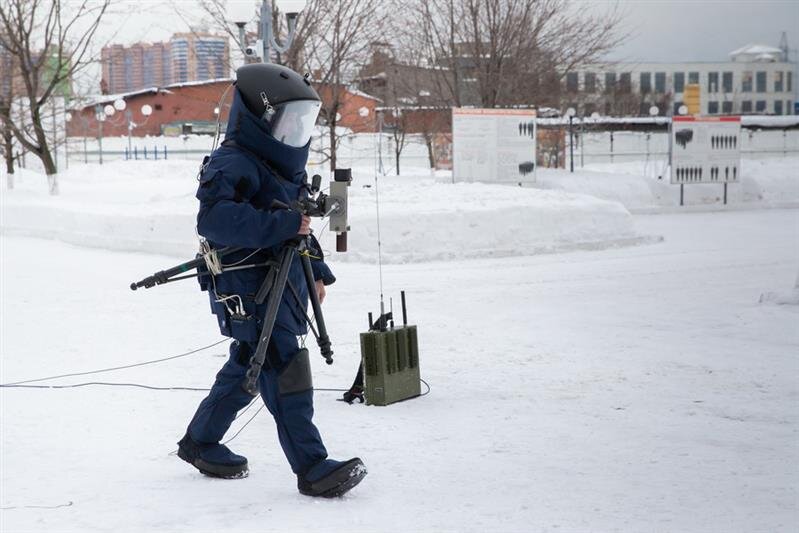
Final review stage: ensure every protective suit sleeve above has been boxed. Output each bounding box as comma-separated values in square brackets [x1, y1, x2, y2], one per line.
[196, 169, 302, 249]
[308, 234, 336, 285]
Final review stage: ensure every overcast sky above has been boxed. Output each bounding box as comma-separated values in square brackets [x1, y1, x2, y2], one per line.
[600, 0, 799, 62]
[98, 0, 799, 64]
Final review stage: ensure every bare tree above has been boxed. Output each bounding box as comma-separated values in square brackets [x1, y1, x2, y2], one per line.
[399, 0, 624, 109]
[0, 39, 16, 187]
[0, 0, 109, 194]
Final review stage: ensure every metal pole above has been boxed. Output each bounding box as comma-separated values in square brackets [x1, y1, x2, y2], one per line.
[723, 182, 727, 205]
[680, 183, 684, 206]
[610, 131, 614, 163]
[126, 109, 132, 155]
[569, 115, 574, 173]
[579, 119, 584, 168]
[261, 0, 272, 63]
[52, 99, 58, 172]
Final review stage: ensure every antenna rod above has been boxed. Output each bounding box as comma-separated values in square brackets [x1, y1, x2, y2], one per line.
[374, 111, 385, 318]
[401, 290, 407, 326]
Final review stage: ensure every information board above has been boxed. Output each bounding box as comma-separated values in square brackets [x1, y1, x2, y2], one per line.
[452, 108, 537, 183]
[671, 116, 741, 185]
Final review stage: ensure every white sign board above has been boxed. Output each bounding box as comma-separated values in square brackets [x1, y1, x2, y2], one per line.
[671, 116, 741, 184]
[452, 108, 537, 183]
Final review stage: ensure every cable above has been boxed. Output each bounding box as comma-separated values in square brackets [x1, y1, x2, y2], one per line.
[0, 339, 229, 386]
[0, 382, 210, 391]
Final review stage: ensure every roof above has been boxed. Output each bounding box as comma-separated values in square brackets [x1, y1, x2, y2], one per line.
[729, 44, 782, 57]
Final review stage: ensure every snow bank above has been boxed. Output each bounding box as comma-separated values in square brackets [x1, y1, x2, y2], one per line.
[0, 160, 644, 262]
[536, 157, 799, 211]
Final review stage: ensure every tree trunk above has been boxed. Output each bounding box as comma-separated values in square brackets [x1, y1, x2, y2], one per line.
[328, 121, 337, 171]
[395, 143, 400, 176]
[31, 112, 59, 194]
[3, 126, 13, 189]
[424, 133, 436, 170]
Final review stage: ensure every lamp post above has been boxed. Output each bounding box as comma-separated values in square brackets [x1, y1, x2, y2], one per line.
[566, 107, 576, 173]
[231, 1, 306, 63]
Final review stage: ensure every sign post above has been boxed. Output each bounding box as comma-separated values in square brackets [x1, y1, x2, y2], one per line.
[452, 108, 537, 185]
[670, 116, 742, 206]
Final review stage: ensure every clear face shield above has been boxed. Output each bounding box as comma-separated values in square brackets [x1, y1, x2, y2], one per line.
[263, 99, 321, 148]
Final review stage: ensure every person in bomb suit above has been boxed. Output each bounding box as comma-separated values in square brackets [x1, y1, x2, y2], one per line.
[177, 63, 366, 498]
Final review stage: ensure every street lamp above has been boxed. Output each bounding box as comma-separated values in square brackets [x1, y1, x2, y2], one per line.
[233, 1, 307, 63]
[566, 106, 576, 173]
[678, 105, 688, 116]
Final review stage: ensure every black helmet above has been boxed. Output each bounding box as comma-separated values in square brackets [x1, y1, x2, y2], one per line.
[235, 63, 321, 147]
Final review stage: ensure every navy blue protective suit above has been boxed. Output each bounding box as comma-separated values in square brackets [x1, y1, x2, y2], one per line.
[185, 87, 335, 475]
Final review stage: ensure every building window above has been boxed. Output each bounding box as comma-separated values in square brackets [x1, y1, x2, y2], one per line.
[775, 71, 784, 92]
[755, 100, 766, 112]
[688, 71, 699, 84]
[742, 100, 752, 113]
[604, 72, 616, 93]
[708, 72, 719, 93]
[566, 72, 578, 92]
[789, 100, 794, 113]
[674, 72, 685, 93]
[655, 72, 666, 93]
[788, 72, 793, 92]
[584, 72, 596, 93]
[619, 72, 631, 93]
[756, 71, 766, 92]
[154, 104, 162, 111]
[708, 101, 719, 114]
[774, 100, 783, 115]
[640, 72, 651, 93]
[742, 71, 753, 92]
[722, 101, 733, 114]
[722, 72, 733, 93]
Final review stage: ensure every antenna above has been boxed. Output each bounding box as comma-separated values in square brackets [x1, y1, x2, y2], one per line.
[374, 110, 386, 319]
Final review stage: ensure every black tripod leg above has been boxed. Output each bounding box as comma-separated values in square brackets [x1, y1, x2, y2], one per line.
[242, 246, 295, 396]
[300, 253, 333, 364]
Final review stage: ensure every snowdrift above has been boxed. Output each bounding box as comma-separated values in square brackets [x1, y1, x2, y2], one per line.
[0, 160, 645, 262]
[536, 157, 799, 211]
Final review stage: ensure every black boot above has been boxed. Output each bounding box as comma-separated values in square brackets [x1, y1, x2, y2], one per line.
[297, 458, 367, 497]
[177, 433, 249, 479]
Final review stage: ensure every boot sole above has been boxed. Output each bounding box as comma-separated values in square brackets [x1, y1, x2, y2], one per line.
[299, 458, 367, 498]
[177, 447, 249, 479]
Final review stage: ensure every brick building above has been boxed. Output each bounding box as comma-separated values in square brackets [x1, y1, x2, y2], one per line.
[67, 79, 380, 138]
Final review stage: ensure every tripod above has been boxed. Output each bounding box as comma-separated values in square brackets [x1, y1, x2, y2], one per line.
[130, 234, 335, 396]
[243, 235, 333, 396]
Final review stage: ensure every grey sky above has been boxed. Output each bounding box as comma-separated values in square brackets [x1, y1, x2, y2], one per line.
[603, 0, 799, 62]
[99, 0, 799, 64]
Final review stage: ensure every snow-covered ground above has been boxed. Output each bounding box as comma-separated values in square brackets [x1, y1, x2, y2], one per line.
[0, 160, 647, 262]
[1, 206, 798, 532]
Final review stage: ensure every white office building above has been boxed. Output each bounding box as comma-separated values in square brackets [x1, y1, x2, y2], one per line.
[564, 44, 797, 116]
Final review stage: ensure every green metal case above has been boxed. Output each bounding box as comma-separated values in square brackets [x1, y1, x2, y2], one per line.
[359, 325, 420, 406]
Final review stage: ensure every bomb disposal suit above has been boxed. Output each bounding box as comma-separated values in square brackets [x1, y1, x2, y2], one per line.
[177, 64, 366, 498]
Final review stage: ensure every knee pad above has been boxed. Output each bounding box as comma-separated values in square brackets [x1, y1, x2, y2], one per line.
[278, 349, 313, 395]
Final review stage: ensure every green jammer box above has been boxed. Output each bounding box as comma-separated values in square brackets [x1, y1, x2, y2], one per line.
[359, 325, 421, 406]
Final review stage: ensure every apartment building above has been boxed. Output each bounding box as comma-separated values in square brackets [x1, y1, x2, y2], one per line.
[101, 32, 230, 94]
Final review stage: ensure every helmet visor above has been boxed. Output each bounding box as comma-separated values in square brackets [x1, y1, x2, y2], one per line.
[264, 99, 321, 148]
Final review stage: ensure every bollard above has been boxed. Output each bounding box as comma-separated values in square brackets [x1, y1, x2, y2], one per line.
[164, 145, 168, 160]
[154, 146, 158, 160]
[144, 146, 148, 159]
[134, 146, 138, 160]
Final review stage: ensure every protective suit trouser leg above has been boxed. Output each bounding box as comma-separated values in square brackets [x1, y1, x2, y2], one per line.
[255, 327, 328, 474]
[186, 327, 328, 474]
[186, 340, 254, 444]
